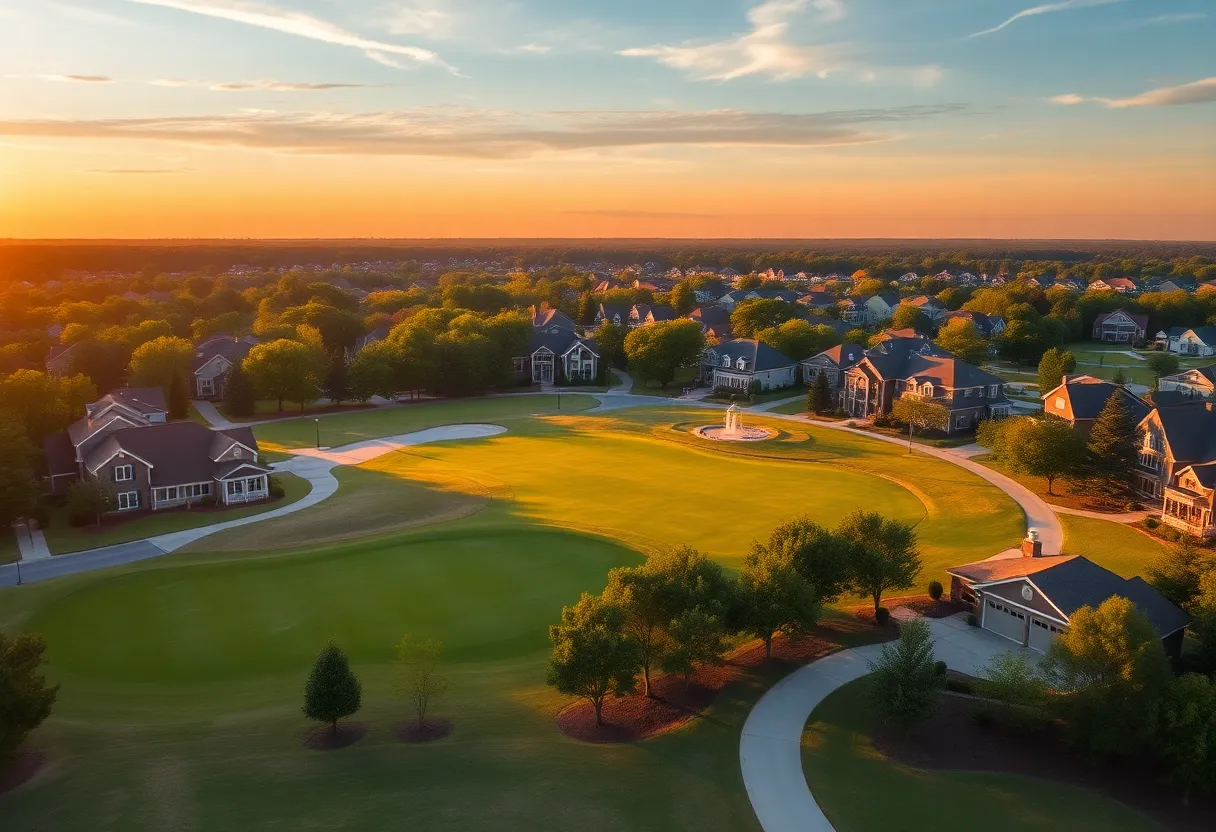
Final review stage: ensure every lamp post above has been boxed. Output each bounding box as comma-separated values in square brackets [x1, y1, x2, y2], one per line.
[314, 418, 320, 449]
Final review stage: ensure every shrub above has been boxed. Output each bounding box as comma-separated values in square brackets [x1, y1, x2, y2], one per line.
[946, 677, 974, 695]
[970, 704, 996, 728]
[268, 475, 286, 499]
[1126, 501, 1142, 512]
[965, 613, 978, 627]
[1143, 517, 1160, 530]
[927, 580, 944, 601]
[748, 380, 763, 396]
[874, 606, 891, 625]
[933, 660, 947, 676]
[833, 407, 846, 418]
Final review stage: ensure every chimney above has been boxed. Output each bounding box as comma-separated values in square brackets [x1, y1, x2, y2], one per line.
[1022, 529, 1043, 559]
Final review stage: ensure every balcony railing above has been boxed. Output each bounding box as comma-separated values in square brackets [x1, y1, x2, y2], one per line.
[900, 391, 948, 403]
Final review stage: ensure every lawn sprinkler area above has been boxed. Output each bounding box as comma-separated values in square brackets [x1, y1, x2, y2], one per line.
[695, 405, 776, 442]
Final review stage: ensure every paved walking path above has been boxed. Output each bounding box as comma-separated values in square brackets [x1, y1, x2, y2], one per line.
[13, 523, 51, 561]
[0, 424, 507, 587]
[748, 394, 804, 413]
[740, 616, 1026, 832]
[606, 369, 634, 394]
[1052, 504, 1151, 524]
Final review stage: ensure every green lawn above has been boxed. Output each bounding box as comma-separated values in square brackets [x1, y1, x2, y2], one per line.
[768, 400, 808, 415]
[40, 473, 311, 555]
[1, 401, 1032, 830]
[1060, 514, 1169, 578]
[627, 366, 699, 397]
[802, 678, 1158, 832]
[254, 394, 599, 457]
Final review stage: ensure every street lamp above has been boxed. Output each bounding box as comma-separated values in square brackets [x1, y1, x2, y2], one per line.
[315, 418, 321, 449]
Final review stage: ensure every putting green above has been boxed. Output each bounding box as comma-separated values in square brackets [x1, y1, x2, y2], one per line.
[24, 526, 641, 685]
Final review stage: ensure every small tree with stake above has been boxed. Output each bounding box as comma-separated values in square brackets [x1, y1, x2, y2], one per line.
[394, 634, 449, 730]
[891, 397, 950, 452]
[303, 641, 362, 733]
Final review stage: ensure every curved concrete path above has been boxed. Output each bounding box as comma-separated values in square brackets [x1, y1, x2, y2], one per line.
[0, 424, 506, 587]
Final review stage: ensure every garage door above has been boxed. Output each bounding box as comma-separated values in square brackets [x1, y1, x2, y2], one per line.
[1029, 618, 1063, 653]
[983, 599, 1027, 645]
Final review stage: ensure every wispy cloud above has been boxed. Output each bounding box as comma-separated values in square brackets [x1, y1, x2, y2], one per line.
[619, 0, 842, 82]
[382, 0, 454, 37]
[151, 79, 384, 91]
[1128, 12, 1206, 26]
[0, 104, 965, 159]
[1051, 77, 1216, 108]
[47, 2, 136, 27]
[37, 74, 114, 83]
[969, 0, 1126, 38]
[123, 0, 455, 72]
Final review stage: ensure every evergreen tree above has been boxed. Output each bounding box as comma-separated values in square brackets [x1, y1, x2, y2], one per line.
[303, 642, 362, 731]
[577, 291, 597, 325]
[167, 370, 190, 421]
[0, 632, 59, 762]
[0, 417, 37, 530]
[323, 351, 351, 405]
[807, 371, 833, 414]
[867, 619, 942, 732]
[223, 359, 256, 418]
[1069, 390, 1139, 503]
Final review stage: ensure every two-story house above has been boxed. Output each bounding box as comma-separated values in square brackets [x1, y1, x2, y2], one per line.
[800, 343, 866, 406]
[594, 303, 631, 328]
[193, 334, 260, 399]
[628, 304, 677, 328]
[902, 295, 947, 322]
[1041, 375, 1151, 436]
[1159, 365, 1216, 400]
[514, 307, 600, 385]
[1172, 327, 1216, 358]
[1092, 309, 1149, 346]
[841, 334, 1011, 433]
[939, 310, 1006, 339]
[1133, 400, 1216, 512]
[43, 389, 274, 512]
[700, 339, 797, 392]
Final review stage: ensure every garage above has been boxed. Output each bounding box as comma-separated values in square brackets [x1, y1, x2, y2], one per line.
[982, 599, 1027, 645]
[1029, 617, 1064, 653]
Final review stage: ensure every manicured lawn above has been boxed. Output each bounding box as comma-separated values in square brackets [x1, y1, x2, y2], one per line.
[627, 366, 699, 397]
[254, 394, 598, 457]
[802, 678, 1158, 832]
[768, 400, 808, 415]
[1060, 515, 1169, 578]
[40, 472, 311, 555]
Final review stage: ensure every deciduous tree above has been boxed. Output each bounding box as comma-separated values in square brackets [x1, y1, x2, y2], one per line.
[303, 642, 362, 731]
[985, 416, 1086, 494]
[244, 338, 323, 411]
[736, 545, 820, 659]
[128, 335, 194, 390]
[729, 299, 800, 338]
[222, 359, 256, 418]
[1154, 673, 1216, 799]
[394, 635, 449, 729]
[1037, 347, 1077, 394]
[1146, 351, 1180, 386]
[547, 593, 641, 726]
[660, 606, 727, 689]
[890, 398, 949, 450]
[323, 351, 351, 405]
[66, 480, 113, 527]
[624, 319, 704, 390]
[0, 417, 37, 529]
[755, 320, 840, 362]
[837, 511, 922, 614]
[935, 318, 988, 365]
[757, 516, 852, 604]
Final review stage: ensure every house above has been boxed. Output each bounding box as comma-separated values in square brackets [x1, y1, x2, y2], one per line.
[1154, 326, 1185, 352]
[1041, 374, 1151, 436]
[1135, 402, 1216, 536]
[1092, 309, 1149, 346]
[940, 310, 1006, 338]
[627, 304, 676, 327]
[700, 339, 797, 392]
[530, 304, 577, 332]
[898, 272, 921, 284]
[594, 303, 631, 328]
[841, 335, 1011, 433]
[1159, 365, 1216, 400]
[947, 532, 1189, 657]
[688, 305, 732, 337]
[903, 295, 947, 321]
[193, 336, 257, 399]
[837, 296, 867, 323]
[800, 343, 866, 405]
[43, 392, 273, 511]
[592, 278, 627, 293]
[718, 290, 750, 309]
[1053, 277, 1084, 292]
[1152, 279, 1196, 294]
[863, 293, 900, 325]
[1089, 277, 1141, 294]
[513, 312, 600, 385]
[796, 291, 839, 312]
[1172, 327, 1216, 358]
[351, 325, 390, 354]
[45, 343, 77, 377]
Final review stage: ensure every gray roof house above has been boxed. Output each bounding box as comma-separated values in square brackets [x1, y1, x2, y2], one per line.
[193, 336, 259, 399]
[514, 312, 601, 385]
[1041, 374, 1152, 436]
[801, 343, 866, 402]
[1159, 365, 1216, 400]
[701, 339, 797, 392]
[1172, 327, 1216, 358]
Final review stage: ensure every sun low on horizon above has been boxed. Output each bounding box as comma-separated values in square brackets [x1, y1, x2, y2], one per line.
[1, 0, 1214, 240]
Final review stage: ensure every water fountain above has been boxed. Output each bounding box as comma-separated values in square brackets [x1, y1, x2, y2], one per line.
[695, 404, 775, 442]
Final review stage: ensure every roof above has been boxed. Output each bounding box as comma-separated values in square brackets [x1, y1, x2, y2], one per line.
[1183, 326, 1216, 346]
[530, 305, 576, 331]
[856, 335, 996, 388]
[905, 295, 944, 309]
[1153, 401, 1216, 465]
[949, 555, 1190, 637]
[193, 338, 254, 373]
[688, 305, 731, 326]
[1183, 461, 1216, 489]
[645, 305, 677, 322]
[805, 343, 866, 370]
[1052, 376, 1151, 423]
[1094, 309, 1149, 330]
[83, 422, 264, 486]
[708, 339, 796, 372]
[87, 387, 167, 417]
[1162, 365, 1216, 387]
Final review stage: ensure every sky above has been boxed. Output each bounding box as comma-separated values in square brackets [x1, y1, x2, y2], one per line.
[0, 0, 1213, 240]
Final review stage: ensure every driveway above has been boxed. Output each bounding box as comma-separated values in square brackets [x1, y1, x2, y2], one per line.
[740, 615, 1025, 832]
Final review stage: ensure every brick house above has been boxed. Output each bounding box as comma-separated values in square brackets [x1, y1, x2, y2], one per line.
[1041, 375, 1151, 436]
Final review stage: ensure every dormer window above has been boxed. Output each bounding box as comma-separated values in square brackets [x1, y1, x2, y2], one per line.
[722, 355, 731, 368]
[736, 357, 748, 370]
[989, 384, 1000, 398]
[923, 383, 934, 397]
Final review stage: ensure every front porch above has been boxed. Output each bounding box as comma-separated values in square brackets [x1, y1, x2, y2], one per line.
[1161, 489, 1216, 540]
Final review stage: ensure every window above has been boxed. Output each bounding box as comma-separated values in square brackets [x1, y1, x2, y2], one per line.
[963, 388, 972, 398]
[117, 491, 140, 510]
[247, 476, 264, 492]
[227, 480, 244, 496]
[512, 357, 526, 373]
[722, 355, 731, 367]
[200, 378, 214, 394]
[990, 384, 1000, 398]
[114, 464, 134, 482]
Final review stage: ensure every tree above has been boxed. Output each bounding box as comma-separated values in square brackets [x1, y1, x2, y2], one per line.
[244, 338, 323, 411]
[996, 416, 1087, 495]
[1068, 390, 1139, 503]
[736, 545, 820, 659]
[837, 511, 922, 614]
[223, 359, 256, 418]
[0, 417, 37, 529]
[729, 299, 800, 338]
[323, 351, 351, 405]
[394, 635, 449, 729]
[593, 321, 628, 369]
[661, 607, 727, 689]
[867, 619, 942, 732]
[758, 516, 852, 604]
[167, 370, 190, 420]
[1146, 351, 1180, 386]
[66, 480, 113, 526]
[807, 371, 833, 414]
[0, 632, 59, 762]
[624, 319, 704, 389]
[977, 650, 1047, 707]
[349, 345, 397, 402]
[1041, 597, 1171, 756]
[547, 593, 641, 726]
[1148, 541, 1212, 610]
[756, 320, 840, 362]
[303, 642, 362, 731]
[670, 281, 696, 315]
[1037, 347, 1077, 394]
[0, 370, 97, 442]
[890, 398, 949, 450]
[891, 304, 930, 334]
[935, 318, 988, 365]
[1154, 673, 1216, 799]
[128, 335, 194, 390]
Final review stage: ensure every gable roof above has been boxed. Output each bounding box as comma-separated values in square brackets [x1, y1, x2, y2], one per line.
[1181, 326, 1216, 346]
[804, 343, 866, 370]
[530, 304, 576, 331]
[1152, 401, 1216, 465]
[1161, 365, 1216, 388]
[83, 422, 264, 486]
[1047, 375, 1152, 423]
[86, 387, 167, 419]
[688, 305, 731, 327]
[708, 339, 796, 372]
[1094, 309, 1149, 330]
[193, 338, 254, 373]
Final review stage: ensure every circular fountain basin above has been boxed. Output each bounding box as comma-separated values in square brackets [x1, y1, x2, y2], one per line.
[695, 425, 776, 442]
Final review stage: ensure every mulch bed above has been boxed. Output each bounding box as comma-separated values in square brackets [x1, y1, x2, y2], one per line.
[846, 595, 962, 626]
[557, 617, 899, 744]
[873, 694, 1215, 831]
[0, 748, 46, 797]
[395, 718, 454, 744]
[302, 722, 367, 751]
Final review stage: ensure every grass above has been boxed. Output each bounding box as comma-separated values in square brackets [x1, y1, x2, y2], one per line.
[0, 528, 18, 564]
[802, 678, 1158, 831]
[768, 400, 808, 415]
[40, 473, 311, 555]
[627, 366, 699, 397]
[253, 394, 598, 458]
[218, 399, 378, 421]
[1, 401, 1032, 830]
[1060, 515, 1169, 578]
